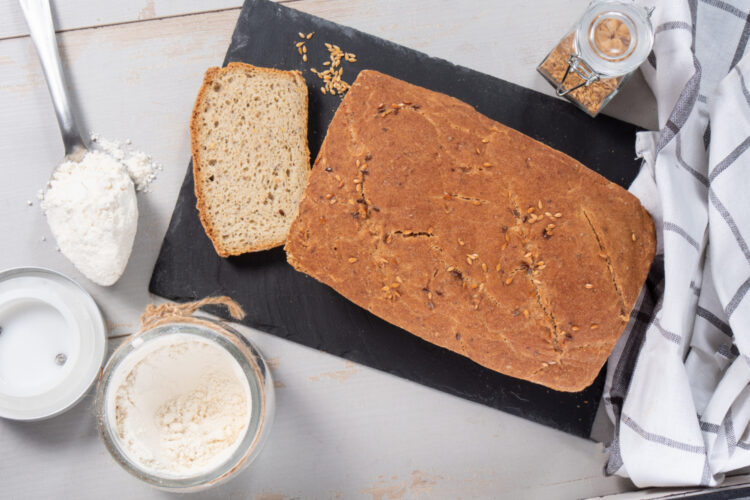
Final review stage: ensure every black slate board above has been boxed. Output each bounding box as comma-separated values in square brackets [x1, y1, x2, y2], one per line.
[150, 0, 642, 438]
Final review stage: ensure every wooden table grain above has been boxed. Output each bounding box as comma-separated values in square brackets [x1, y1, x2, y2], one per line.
[0, 1, 656, 498]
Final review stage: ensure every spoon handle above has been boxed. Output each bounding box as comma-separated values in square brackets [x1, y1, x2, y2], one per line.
[19, 0, 87, 160]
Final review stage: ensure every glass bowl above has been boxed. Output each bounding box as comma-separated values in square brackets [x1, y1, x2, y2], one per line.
[96, 318, 274, 491]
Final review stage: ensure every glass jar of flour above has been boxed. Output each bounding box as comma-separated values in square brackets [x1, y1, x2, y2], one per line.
[96, 315, 274, 491]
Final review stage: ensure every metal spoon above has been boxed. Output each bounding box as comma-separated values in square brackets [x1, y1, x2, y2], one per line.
[19, 0, 88, 162]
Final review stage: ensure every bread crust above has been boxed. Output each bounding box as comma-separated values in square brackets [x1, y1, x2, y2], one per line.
[190, 62, 310, 257]
[285, 70, 655, 392]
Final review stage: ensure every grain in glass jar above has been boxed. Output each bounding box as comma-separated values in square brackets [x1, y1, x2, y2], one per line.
[537, 0, 654, 117]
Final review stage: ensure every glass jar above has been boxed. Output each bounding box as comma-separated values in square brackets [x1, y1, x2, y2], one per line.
[96, 318, 274, 492]
[537, 0, 654, 117]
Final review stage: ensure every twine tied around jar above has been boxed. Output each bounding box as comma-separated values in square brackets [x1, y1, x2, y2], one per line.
[139, 296, 246, 332]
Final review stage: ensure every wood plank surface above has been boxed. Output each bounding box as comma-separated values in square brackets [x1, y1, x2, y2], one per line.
[0, 0, 245, 39]
[0, 1, 653, 497]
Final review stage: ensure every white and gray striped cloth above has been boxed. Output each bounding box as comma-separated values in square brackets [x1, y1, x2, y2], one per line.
[603, 0, 750, 488]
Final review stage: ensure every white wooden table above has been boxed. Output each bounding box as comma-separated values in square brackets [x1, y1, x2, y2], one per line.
[0, 1, 657, 498]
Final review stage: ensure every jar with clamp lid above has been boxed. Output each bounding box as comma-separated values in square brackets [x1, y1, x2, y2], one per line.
[537, 0, 654, 117]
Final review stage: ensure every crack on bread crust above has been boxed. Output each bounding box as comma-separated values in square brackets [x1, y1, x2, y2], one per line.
[440, 193, 489, 204]
[425, 245, 524, 358]
[582, 209, 627, 320]
[508, 192, 562, 353]
[344, 107, 373, 221]
[430, 244, 524, 356]
[389, 229, 434, 239]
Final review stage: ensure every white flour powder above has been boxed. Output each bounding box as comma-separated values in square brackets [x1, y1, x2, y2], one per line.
[41, 151, 137, 286]
[111, 334, 251, 476]
[40, 134, 162, 285]
[91, 134, 162, 191]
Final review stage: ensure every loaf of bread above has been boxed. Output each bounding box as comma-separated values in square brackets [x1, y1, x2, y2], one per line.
[285, 70, 655, 392]
[191, 62, 310, 257]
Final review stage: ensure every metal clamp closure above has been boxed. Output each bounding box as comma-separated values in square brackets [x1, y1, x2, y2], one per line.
[555, 54, 600, 97]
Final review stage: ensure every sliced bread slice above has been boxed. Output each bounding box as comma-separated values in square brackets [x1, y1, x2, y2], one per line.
[191, 62, 310, 257]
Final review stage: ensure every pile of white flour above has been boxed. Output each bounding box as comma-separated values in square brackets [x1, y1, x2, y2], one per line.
[40, 134, 162, 285]
[41, 151, 138, 286]
[111, 334, 251, 476]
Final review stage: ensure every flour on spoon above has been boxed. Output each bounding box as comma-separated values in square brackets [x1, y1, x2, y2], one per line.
[41, 150, 137, 286]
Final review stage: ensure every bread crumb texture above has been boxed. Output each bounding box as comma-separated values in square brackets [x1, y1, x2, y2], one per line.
[191, 62, 310, 256]
[285, 70, 655, 392]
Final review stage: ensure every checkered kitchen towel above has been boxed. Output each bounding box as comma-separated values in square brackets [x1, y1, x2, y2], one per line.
[603, 0, 750, 487]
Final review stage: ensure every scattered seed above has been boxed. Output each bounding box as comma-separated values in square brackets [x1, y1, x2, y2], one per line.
[458, 239, 465, 246]
[481, 263, 487, 272]
[466, 257, 473, 265]
[505, 277, 514, 285]
[319, 216, 326, 224]
[527, 207, 535, 214]
[475, 147, 481, 155]
[302, 54, 307, 62]
[309, 42, 355, 95]
[306, 32, 314, 39]
[590, 324, 599, 330]
[632, 232, 637, 241]
[571, 325, 580, 331]
[348, 257, 358, 263]
[538, 200, 543, 209]
[324, 193, 334, 200]
[481, 138, 489, 143]
[483, 162, 493, 168]
[473, 200, 481, 206]
[391, 282, 400, 288]
[554, 213, 562, 218]
[585, 283, 593, 289]
[298, 32, 305, 38]
[523, 309, 530, 318]
[296, 41, 305, 47]
[321, 87, 327, 94]
[496, 263, 502, 272]
[470, 283, 478, 289]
